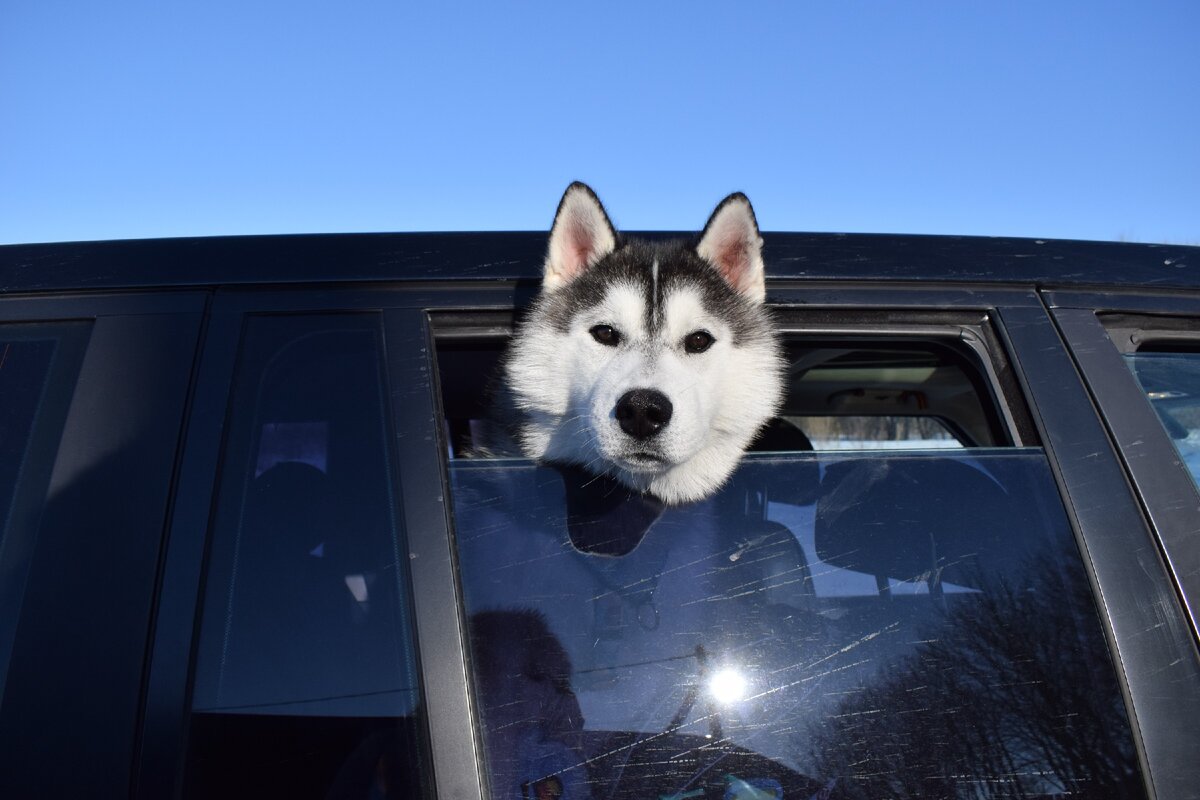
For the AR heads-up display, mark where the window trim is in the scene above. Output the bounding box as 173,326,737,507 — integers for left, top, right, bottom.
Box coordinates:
1054,302,1200,649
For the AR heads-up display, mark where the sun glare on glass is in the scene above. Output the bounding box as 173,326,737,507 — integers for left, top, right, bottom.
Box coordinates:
708,667,748,704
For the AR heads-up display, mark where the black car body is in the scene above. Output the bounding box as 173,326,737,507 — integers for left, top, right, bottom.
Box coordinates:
0,232,1198,799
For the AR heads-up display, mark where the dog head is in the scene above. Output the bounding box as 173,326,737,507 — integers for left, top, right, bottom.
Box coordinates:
506,182,784,505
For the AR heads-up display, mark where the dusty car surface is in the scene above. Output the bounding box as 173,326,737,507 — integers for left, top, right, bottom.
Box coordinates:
0,232,1198,799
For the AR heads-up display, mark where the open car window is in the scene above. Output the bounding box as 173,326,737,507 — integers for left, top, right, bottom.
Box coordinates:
438,323,1139,799
775,343,1008,449
438,334,1015,458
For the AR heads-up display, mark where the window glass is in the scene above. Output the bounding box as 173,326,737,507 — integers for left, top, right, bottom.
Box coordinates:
1125,351,1200,486
0,323,89,697
450,451,1142,799
186,315,427,799
0,337,61,548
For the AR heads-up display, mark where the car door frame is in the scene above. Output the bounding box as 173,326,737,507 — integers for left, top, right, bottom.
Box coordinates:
1047,288,1200,649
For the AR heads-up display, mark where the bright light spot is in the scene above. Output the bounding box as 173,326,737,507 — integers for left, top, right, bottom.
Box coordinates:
708,668,748,704
344,574,369,603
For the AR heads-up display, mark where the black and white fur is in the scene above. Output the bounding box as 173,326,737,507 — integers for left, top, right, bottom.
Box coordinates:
494,182,784,505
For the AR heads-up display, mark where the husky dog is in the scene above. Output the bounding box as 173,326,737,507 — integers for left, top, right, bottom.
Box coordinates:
493,182,784,505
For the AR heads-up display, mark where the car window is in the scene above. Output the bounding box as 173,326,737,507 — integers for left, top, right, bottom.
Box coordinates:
449,451,1141,799
437,327,1138,799
1125,350,1200,488
185,315,428,798
0,323,89,697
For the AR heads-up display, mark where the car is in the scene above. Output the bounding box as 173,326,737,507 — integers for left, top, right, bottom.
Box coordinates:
0,231,1198,799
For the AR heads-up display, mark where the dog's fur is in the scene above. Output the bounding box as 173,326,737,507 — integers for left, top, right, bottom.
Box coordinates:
488,182,784,505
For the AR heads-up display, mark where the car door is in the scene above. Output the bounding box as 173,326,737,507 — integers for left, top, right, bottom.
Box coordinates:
428,284,1195,799
138,282,1200,799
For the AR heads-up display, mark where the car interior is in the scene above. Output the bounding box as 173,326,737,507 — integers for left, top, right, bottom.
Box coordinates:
436,331,1013,455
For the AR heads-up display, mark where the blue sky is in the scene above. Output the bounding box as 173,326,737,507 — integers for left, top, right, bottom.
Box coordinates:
2,1,1197,245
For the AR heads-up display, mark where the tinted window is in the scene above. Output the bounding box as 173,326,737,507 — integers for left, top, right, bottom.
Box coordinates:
450,452,1141,799
1125,351,1200,487
185,315,427,798
0,323,88,696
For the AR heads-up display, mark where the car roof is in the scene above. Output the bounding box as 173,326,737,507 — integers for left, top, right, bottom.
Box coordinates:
0,231,1195,294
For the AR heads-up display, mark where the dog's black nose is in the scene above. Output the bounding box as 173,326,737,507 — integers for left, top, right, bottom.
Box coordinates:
615,389,673,440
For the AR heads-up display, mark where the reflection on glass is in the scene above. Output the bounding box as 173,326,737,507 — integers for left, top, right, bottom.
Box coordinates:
0,339,59,544
708,668,748,705
184,316,426,799
1126,351,1200,488
0,324,88,702
451,451,1142,800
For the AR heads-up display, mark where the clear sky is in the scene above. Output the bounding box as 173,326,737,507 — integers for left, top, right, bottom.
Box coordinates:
2,1,1197,246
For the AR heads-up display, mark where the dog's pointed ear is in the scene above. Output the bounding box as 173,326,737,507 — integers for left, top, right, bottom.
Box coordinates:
544,182,618,291
697,193,766,303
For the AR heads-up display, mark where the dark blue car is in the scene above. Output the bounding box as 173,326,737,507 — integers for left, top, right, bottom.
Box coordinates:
0,232,1198,799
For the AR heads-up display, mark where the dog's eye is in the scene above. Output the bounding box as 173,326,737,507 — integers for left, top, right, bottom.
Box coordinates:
589,324,620,346
684,330,715,354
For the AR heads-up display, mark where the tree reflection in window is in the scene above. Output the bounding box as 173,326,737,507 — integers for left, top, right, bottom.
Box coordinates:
807,544,1138,799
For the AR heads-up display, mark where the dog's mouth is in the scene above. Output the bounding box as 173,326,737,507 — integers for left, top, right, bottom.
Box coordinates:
617,451,670,472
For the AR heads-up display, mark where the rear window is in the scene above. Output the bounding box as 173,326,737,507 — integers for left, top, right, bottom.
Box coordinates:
1124,350,1200,487
437,324,1142,799
1101,313,1200,492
